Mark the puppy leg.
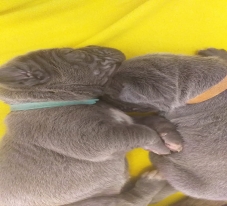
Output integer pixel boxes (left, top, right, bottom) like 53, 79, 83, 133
134, 115, 183, 153
197, 48, 227, 60
149, 183, 177, 204
64, 170, 167, 206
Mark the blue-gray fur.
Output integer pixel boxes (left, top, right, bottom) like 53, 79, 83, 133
0, 46, 181, 206
105, 48, 227, 203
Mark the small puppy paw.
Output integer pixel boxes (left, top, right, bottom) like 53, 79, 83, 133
143, 140, 171, 155
135, 116, 183, 153
129, 170, 167, 199
141, 170, 164, 180
134, 170, 166, 192
159, 131, 183, 152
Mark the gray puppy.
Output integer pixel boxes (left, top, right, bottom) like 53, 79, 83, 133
104, 48, 227, 202
0, 46, 182, 206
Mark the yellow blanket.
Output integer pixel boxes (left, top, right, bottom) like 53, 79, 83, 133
1, 1, 227, 205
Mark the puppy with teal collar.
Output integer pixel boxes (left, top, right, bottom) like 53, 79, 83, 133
0, 46, 182, 206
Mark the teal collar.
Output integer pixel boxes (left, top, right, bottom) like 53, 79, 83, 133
10, 99, 99, 111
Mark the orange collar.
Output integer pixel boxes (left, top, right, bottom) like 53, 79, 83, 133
187, 75, 227, 104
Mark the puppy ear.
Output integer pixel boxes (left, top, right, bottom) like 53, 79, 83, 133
0, 66, 50, 87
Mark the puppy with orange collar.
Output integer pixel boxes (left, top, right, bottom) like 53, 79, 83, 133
105, 48, 227, 203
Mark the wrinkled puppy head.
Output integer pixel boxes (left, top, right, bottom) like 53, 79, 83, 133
0, 46, 125, 103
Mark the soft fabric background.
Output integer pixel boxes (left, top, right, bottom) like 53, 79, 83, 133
1, 1, 227, 205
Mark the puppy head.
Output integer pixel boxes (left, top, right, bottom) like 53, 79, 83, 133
0, 46, 125, 103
